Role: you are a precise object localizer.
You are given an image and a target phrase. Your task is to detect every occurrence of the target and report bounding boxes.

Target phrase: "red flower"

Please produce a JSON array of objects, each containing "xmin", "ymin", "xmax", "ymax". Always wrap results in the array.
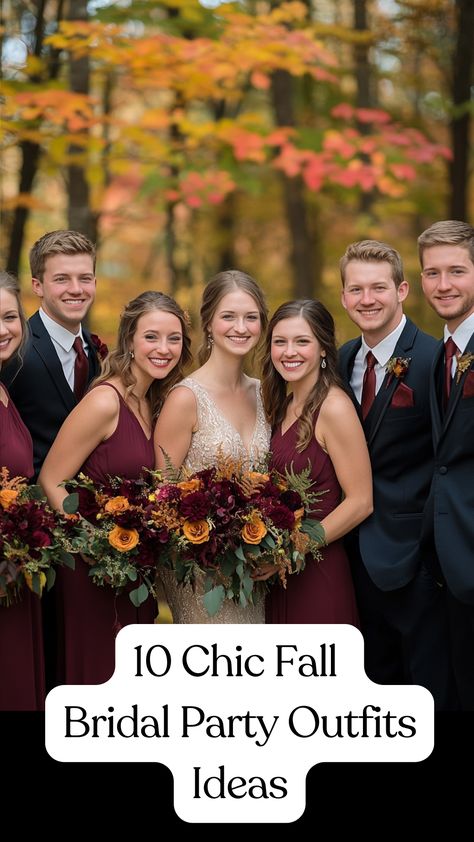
[{"xmin": 89, "ymin": 333, "xmax": 108, "ymax": 361}]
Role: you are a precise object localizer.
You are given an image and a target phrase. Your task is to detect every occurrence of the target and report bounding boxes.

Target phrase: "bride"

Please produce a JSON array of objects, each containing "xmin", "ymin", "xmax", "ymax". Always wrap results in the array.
[{"xmin": 154, "ymin": 270, "xmax": 270, "ymax": 623}]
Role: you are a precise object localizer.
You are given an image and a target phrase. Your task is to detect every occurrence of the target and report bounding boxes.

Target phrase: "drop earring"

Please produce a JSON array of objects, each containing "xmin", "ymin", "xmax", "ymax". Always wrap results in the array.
[
  {"xmin": 321, "ymin": 356, "xmax": 327, "ymax": 369},
  {"xmin": 207, "ymin": 332, "xmax": 214, "ymax": 350},
  {"xmin": 130, "ymin": 349, "xmax": 135, "ymax": 359}
]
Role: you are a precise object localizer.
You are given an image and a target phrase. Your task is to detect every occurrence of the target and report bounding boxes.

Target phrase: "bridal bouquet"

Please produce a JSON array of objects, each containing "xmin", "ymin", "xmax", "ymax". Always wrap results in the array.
[
  {"xmin": 150, "ymin": 456, "xmax": 326, "ymax": 617},
  {"xmin": 0, "ymin": 468, "xmax": 76, "ymax": 607},
  {"xmin": 63, "ymin": 473, "xmax": 163, "ymax": 607}
]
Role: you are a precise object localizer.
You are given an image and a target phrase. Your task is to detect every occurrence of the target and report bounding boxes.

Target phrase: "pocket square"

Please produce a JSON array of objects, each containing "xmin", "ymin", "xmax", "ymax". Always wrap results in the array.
[
  {"xmin": 391, "ymin": 382, "xmax": 414, "ymax": 408},
  {"xmin": 462, "ymin": 369, "xmax": 474, "ymax": 398}
]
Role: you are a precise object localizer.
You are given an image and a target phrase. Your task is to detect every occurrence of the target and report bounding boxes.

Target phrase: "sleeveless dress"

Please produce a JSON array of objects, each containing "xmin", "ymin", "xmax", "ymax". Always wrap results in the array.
[
  {"xmin": 266, "ymin": 414, "xmax": 359, "ymax": 625},
  {"xmin": 0, "ymin": 388, "xmax": 45, "ymax": 710},
  {"xmin": 57, "ymin": 383, "xmax": 157, "ymax": 685},
  {"xmin": 160, "ymin": 377, "xmax": 271, "ymax": 623}
]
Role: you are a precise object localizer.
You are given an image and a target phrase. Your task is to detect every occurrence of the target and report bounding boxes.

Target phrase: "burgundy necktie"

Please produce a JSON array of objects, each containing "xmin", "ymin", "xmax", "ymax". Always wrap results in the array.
[
  {"xmin": 73, "ymin": 336, "xmax": 88, "ymax": 401},
  {"xmin": 443, "ymin": 336, "xmax": 458, "ymax": 409},
  {"xmin": 361, "ymin": 350, "xmax": 377, "ymax": 419}
]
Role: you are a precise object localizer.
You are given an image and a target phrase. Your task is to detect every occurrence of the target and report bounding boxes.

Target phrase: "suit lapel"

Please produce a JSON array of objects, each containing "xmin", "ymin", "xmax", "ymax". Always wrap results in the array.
[
  {"xmin": 30, "ymin": 312, "xmax": 76, "ymax": 412},
  {"xmin": 366, "ymin": 319, "xmax": 418, "ymax": 448},
  {"xmin": 440, "ymin": 330, "xmax": 474, "ymax": 439},
  {"xmin": 83, "ymin": 328, "xmax": 100, "ymax": 382}
]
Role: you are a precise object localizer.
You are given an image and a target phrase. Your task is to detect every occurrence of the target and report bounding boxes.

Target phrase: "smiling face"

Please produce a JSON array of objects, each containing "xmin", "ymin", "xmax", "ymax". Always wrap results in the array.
[
  {"xmin": 32, "ymin": 253, "xmax": 96, "ymax": 333},
  {"xmin": 421, "ymin": 244, "xmax": 474, "ymax": 332},
  {"xmin": 130, "ymin": 309, "xmax": 184, "ymax": 384},
  {"xmin": 271, "ymin": 315, "xmax": 325, "ymax": 387},
  {"xmin": 209, "ymin": 289, "xmax": 262, "ymax": 356},
  {"xmin": 341, "ymin": 260, "xmax": 408, "ymax": 345},
  {"xmin": 0, "ymin": 288, "xmax": 23, "ymax": 366}
]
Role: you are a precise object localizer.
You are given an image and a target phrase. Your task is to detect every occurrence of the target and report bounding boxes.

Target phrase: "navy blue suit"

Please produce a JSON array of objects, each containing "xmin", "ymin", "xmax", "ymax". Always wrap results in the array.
[
  {"xmin": 421, "ymin": 330, "xmax": 474, "ymax": 708},
  {"xmin": 1, "ymin": 311, "xmax": 101, "ymax": 478},
  {"xmin": 339, "ymin": 317, "xmax": 455, "ymax": 709}
]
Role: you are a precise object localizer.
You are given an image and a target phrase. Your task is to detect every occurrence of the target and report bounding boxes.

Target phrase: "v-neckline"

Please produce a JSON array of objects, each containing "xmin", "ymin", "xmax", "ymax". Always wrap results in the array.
[
  {"xmin": 280, "ymin": 417, "xmax": 299, "ymax": 437},
  {"xmin": 104, "ymin": 382, "xmax": 153, "ymax": 441},
  {"xmin": 189, "ymin": 378, "xmax": 260, "ymax": 453}
]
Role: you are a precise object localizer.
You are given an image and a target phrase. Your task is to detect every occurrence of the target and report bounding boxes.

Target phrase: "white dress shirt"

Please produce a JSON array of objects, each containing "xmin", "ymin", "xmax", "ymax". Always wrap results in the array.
[
  {"xmin": 39, "ymin": 309, "xmax": 89, "ymax": 390},
  {"xmin": 350, "ymin": 314, "xmax": 407, "ymax": 403}
]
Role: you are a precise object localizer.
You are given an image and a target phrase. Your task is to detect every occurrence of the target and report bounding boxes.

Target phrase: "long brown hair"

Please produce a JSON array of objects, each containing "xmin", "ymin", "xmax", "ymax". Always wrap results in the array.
[
  {"xmin": 0, "ymin": 270, "xmax": 29, "ymax": 366},
  {"xmin": 94, "ymin": 291, "xmax": 192, "ymax": 419},
  {"xmin": 262, "ymin": 299, "xmax": 344, "ymax": 452},
  {"xmin": 198, "ymin": 269, "xmax": 268, "ymax": 365}
]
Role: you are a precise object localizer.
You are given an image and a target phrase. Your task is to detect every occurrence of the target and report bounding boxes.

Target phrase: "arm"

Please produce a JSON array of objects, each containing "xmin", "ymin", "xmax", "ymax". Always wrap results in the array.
[
  {"xmin": 154, "ymin": 385, "xmax": 198, "ymax": 473},
  {"xmin": 315, "ymin": 388, "xmax": 373, "ymax": 544},
  {"xmin": 38, "ymin": 386, "xmax": 119, "ymax": 511}
]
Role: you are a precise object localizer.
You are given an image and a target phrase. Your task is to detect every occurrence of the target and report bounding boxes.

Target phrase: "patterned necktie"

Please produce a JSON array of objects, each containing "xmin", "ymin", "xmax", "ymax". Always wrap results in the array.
[
  {"xmin": 361, "ymin": 350, "xmax": 377, "ymax": 419},
  {"xmin": 443, "ymin": 336, "xmax": 458, "ymax": 409},
  {"xmin": 73, "ymin": 336, "xmax": 88, "ymax": 401}
]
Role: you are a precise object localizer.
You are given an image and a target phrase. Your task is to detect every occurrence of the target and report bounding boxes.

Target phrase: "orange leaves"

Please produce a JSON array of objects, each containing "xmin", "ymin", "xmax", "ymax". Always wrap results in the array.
[
  {"xmin": 166, "ymin": 170, "xmax": 236, "ymax": 209},
  {"xmin": 8, "ymin": 88, "xmax": 96, "ymax": 132}
]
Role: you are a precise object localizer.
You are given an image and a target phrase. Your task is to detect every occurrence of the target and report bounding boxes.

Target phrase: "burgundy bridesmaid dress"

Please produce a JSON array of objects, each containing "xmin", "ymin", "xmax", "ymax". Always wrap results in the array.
[
  {"xmin": 0, "ymin": 387, "xmax": 45, "ymax": 711},
  {"xmin": 56, "ymin": 383, "xmax": 157, "ymax": 685},
  {"xmin": 266, "ymin": 413, "xmax": 359, "ymax": 625}
]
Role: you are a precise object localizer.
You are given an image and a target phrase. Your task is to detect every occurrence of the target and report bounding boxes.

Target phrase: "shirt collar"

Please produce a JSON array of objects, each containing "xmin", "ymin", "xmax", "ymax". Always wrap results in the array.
[
  {"xmin": 444, "ymin": 311, "xmax": 474, "ymax": 354},
  {"xmin": 361, "ymin": 314, "xmax": 407, "ymax": 367},
  {"xmin": 39, "ymin": 308, "xmax": 85, "ymax": 352}
]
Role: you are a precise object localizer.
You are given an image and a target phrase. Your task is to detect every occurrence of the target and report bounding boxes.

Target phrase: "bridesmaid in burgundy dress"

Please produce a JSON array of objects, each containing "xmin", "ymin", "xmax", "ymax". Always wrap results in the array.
[
  {"xmin": 39, "ymin": 291, "xmax": 191, "ymax": 684},
  {"xmin": 261, "ymin": 299, "xmax": 373, "ymax": 624},
  {"xmin": 0, "ymin": 271, "xmax": 45, "ymax": 710}
]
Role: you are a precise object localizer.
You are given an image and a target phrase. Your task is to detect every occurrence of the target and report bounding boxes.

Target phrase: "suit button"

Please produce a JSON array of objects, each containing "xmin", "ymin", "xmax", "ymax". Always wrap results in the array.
[{"xmin": 439, "ymin": 466, "xmax": 448, "ymax": 474}]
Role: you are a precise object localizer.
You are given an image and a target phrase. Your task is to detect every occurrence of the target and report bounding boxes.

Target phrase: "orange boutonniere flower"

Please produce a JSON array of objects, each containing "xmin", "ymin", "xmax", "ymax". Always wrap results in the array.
[
  {"xmin": 385, "ymin": 356, "xmax": 411, "ymax": 385},
  {"xmin": 456, "ymin": 352, "xmax": 474, "ymax": 384},
  {"xmin": 182, "ymin": 519, "xmax": 210, "ymax": 544},
  {"xmin": 108, "ymin": 525, "xmax": 140, "ymax": 552}
]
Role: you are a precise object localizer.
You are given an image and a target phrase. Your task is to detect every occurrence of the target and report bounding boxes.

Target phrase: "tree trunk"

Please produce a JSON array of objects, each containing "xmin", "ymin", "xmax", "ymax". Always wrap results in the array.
[
  {"xmin": 449, "ymin": 0, "xmax": 474, "ymax": 221},
  {"xmin": 67, "ymin": 0, "xmax": 97, "ymax": 244},
  {"xmin": 271, "ymin": 69, "xmax": 315, "ymax": 299},
  {"xmin": 6, "ymin": 0, "xmax": 47, "ymax": 275},
  {"xmin": 354, "ymin": 0, "xmax": 375, "ymax": 215}
]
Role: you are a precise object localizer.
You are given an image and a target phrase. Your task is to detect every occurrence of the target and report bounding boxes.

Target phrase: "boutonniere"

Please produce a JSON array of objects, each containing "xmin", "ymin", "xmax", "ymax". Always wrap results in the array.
[
  {"xmin": 455, "ymin": 352, "xmax": 474, "ymax": 384},
  {"xmin": 89, "ymin": 333, "xmax": 109, "ymax": 362},
  {"xmin": 385, "ymin": 356, "xmax": 411, "ymax": 386}
]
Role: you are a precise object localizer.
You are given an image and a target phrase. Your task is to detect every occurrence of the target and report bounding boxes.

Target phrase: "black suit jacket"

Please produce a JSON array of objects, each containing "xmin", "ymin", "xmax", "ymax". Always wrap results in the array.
[
  {"xmin": 423, "ymin": 330, "xmax": 474, "ymax": 603},
  {"xmin": 339, "ymin": 318, "xmax": 437, "ymax": 591},
  {"xmin": 1, "ymin": 311, "xmax": 101, "ymax": 478}
]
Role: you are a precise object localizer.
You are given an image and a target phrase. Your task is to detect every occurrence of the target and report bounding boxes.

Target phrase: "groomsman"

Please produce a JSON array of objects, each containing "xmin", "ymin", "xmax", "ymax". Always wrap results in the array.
[
  {"xmin": 418, "ymin": 220, "xmax": 474, "ymax": 710},
  {"xmin": 1, "ymin": 230, "xmax": 105, "ymax": 478},
  {"xmin": 338, "ymin": 239, "xmax": 455, "ymax": 709}
]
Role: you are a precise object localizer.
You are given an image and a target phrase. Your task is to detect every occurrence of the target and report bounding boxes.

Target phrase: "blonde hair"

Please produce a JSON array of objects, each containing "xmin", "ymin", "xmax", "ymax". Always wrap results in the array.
[
  {"xmin": 340, "ymin": 240, "xmax": 405, "ymax": 288},
  {"xmin": 417, "ymin": 220, "xmax": 474, "ymax": 264},
  {"xmin": 29, "ymin": 230, "xmax": 96, "ymax": 280}
]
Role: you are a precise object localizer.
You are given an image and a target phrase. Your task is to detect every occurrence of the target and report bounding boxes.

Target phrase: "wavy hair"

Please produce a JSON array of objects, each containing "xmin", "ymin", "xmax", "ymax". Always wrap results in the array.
[
  {"xmin": 0, "ymin": 270, "xmax": 30, "ymax": 366},
  {"xmin": 262, "ymin": 299, "xmax": 344, "ymax": 452},
  {"xmin": 29, "ymin": 229, "xmax": 96, "ymax": 280},
  {"xmin": 198, "ymin": 269, "xmax": 268, "ymax": 365},
  {"xmin": 94, "ymin": 291, "xmax": 192, "ymax": 419}
]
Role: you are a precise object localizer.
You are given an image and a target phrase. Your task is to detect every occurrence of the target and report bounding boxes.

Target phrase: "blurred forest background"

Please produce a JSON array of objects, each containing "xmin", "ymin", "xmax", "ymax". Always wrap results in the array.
[{"xmin": 1, "ymin": 0, "xmax": 473, "ymax": 348}]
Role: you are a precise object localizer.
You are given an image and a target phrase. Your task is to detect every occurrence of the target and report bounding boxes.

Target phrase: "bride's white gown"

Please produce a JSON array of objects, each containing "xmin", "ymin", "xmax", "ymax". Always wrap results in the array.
[{"xmin": 160, "ymin": 377, "xmax": 271, "ymax": 624}]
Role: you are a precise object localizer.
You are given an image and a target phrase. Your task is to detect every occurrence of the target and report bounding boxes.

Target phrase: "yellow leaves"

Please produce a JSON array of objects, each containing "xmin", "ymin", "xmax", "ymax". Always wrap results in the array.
[{"xmin": 1, "ymin": 194, "xmax": 51, "ymax": 211}]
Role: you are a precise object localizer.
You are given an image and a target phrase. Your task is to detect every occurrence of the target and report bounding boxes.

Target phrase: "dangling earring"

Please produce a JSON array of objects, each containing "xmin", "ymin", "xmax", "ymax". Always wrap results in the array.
[
  {"xmin": 321, "ymin": 356, "xmax": 327, "ymax": 369},
  {"xmin": 207, "ymin": 332, "xmax": 214, "ymax": 350},
  {"xmin": 129, "ymin": 349, "xmax": 135, "ymax": 359}
]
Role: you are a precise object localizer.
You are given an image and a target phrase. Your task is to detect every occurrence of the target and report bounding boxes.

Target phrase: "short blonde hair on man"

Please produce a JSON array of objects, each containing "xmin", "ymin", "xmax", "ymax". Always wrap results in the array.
[
  {"xmin": 417, "ymin": 220, "xmax": 474, "ymax": 264},
  {"xmin": 29, "ymin": 230, "xmax": 96, "ymax": 281},
  {"xmin": 340, "ymin": 240, "xmax": 404, "ymax": 288}
]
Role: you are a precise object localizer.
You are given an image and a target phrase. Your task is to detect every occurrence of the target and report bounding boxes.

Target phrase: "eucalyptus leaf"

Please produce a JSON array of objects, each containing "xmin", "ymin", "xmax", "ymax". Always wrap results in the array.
[
  {"xmin": 203, "ymin": 585, "xmax": 225, "ymax": 617},
  {"xmin": 63, "ymin": 493, "xmax": 79, "ymax": 514},
  {"xmin": 129, "ymin": 582, "xmax": 149, "ymax": 607}
]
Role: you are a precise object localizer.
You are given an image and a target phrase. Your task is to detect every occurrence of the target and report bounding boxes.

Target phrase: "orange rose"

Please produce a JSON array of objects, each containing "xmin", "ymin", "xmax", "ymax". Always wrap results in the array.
[
  {"xmin": 108, "ymin": 526, "xmax": 139, "ymax": 552},
  {"xmin": 104, "ymin": 496, "xmax": 130, "ymax": 514},
  {"xmin": 182, "ymin": 519, "xmax": 210, "ymax": 544},
  {"xmin": 241, "ymin": 514, "xmax": 267, "ymax": 545},
  {"xmin": 0, "ymin": 489, "xmax": 19, "ymax": 509},
  {"xmin": 177, "ymin": 479, "xmax": 202, "ymax": 495}
]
